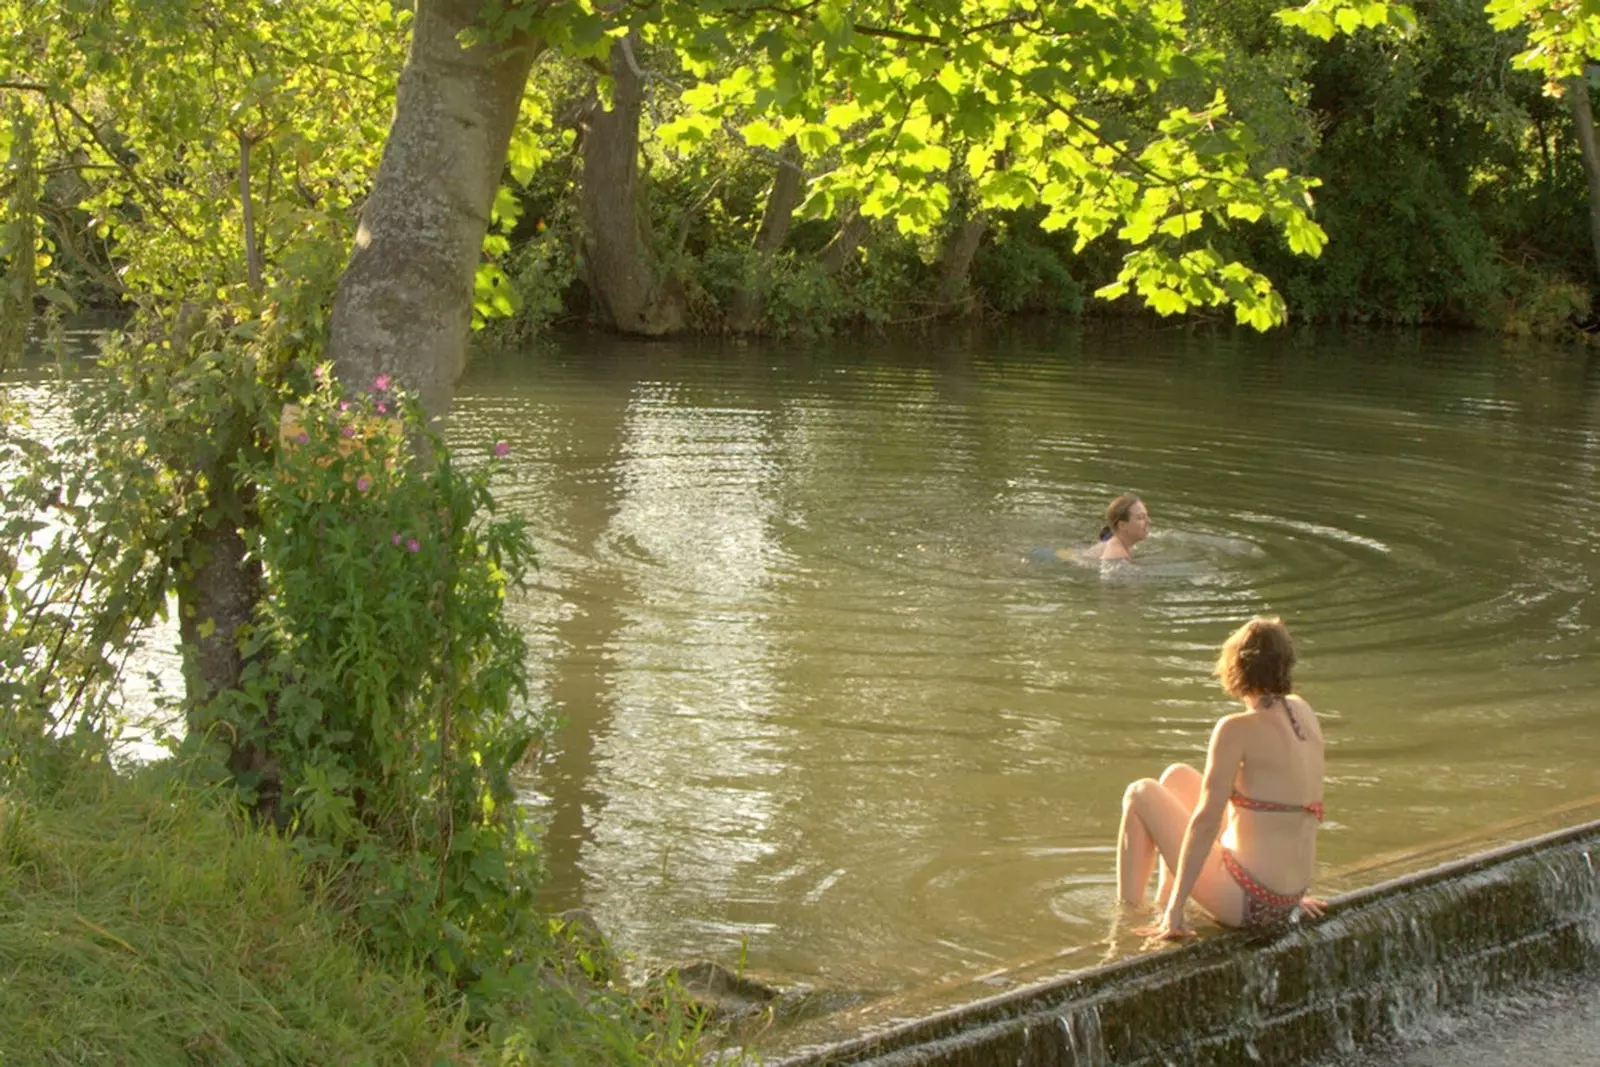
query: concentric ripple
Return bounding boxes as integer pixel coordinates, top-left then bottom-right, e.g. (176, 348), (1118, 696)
(441, 333), (1600, 993)
(16, 328), (1597, 997)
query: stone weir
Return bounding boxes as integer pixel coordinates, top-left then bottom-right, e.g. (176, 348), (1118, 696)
(762, 813), (1600, 1067)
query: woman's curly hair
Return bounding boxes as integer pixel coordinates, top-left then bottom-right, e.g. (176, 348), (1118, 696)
(1214, 616), (1296, 698)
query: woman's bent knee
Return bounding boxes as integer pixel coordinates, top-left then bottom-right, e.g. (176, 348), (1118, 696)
(1122, 777), (1160, 810)
(1160, 762), (1200, 785)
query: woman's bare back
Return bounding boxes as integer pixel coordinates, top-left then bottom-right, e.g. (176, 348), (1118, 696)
(1224, 695), (1324, 893)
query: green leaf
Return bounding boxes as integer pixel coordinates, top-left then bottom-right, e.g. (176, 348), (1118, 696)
(978, 170), (1037, 210)
(797, 123), (840, 154)
(1284, 212), (1328, 256)
(37, 286), (79, 313)
(1276, 7), (1337, 40)
(658, 114), (719, 149)
(1156, 211), (1204, 237)
(740, 119), (787, 150)
(825, 99), (867, 128)
(1148, 288), (1188, 315)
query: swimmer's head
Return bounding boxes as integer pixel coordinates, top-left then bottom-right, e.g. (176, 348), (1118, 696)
(1099, 493), (1150, 544)
(1215, 616), (1296, 699)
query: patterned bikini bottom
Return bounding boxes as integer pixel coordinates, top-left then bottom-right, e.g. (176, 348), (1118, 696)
(1220, 848), (1304, 928)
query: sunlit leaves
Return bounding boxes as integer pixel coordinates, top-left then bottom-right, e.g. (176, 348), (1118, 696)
(1096, 246), (1286, 327)
(474, 261), (520, 323)
(615, 0), (1340, 328)
(1485, 0), (1600, 87)
(1276, 0), (1416, 41)
(739, 118), (788, 149)
(0, 0), (409, 306)
(657, 111), (719, 149)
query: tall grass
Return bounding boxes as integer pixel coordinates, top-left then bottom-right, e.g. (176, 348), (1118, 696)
(0, 759), (712, 1066)
(0, 760), (457, 1065)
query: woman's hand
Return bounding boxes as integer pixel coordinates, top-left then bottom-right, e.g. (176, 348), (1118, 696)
(1298, 897), (1328, 921)
(1141, 902), (1193, 941)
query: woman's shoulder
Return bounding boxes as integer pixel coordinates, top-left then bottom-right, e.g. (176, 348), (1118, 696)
(1210, 710), (1257, 744)
(1284, 693), (1318, 718)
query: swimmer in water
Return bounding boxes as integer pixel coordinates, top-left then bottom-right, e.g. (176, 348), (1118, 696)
(1079, 493), (1150, 562)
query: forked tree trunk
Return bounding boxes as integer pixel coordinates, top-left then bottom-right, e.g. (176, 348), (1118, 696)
(1566, 71), (1600, 286)
(938, 214), (987, 307)
(819, 209), (869, 276)
(579, 32), (686, 336)
(326, 0), (543, 421)
(728, 140), (804, 333)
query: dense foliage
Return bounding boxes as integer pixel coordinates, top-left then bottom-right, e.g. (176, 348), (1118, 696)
(480, 0), (1599, 336)
(0, 0), (701, 1057)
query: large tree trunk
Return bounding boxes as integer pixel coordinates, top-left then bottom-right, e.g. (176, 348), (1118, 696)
(326, 0), (542, 422)
(578, 33), (685, 336)
(1566, 71), (1600, 286)
(728, 140), (804, 334)
(938, 214), (987, 308)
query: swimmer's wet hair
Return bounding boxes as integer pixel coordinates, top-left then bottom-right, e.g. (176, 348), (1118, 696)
(1215, 616), (1296, 698)
(1099, 493), (1142, 541)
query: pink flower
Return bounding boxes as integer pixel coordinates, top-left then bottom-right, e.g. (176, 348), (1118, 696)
(295, 432), (309, 445)
(493, 440), (510, 458)
(373, 374), (391, 392)
(356, 475), (371, 493)
(341, 424), (356, 439)
(376, 402), (388, 415)
(406, 538), (420, 553)
(392, 533), (402, 546)
(339, 400), (351, 412)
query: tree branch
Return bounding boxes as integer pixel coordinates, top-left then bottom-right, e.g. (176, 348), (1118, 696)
(36, 201), (130, 296)
(1, 82), (204, 247)
(238, 130), (263, 291)
(52, 107), (201, 245)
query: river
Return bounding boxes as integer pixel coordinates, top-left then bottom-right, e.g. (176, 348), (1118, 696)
(445, 323), (1600, 995)
(12, 323), (1600, 997)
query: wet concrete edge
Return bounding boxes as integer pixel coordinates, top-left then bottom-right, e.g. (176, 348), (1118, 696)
(762, 816), (1600, 1067)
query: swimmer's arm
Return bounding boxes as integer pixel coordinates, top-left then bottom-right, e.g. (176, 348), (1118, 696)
(1164, 720), (1245, 927)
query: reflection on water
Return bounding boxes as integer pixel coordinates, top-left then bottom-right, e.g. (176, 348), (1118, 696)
(11, 325), (1600, 995)
(2, 355), (184, 760)
(451, 327), (1600, 993)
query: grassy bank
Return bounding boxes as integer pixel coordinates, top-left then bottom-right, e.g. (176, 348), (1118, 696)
(0, 759), (703, 1066)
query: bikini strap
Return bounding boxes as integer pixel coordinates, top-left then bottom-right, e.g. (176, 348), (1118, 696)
(1271, 693), (1308, 741)
(1231, 791), (1326, 823)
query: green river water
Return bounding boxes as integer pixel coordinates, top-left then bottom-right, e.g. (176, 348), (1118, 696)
(14, 323), (1600, 998)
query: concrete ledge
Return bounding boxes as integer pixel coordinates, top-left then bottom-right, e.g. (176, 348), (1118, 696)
(764, 817), (1600, 1067)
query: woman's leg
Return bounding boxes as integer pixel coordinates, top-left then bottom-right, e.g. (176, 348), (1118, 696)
(1116, 773), (1245, 924)
(1117, 776), (1186, 906)
(1155, 763), (1201, 906)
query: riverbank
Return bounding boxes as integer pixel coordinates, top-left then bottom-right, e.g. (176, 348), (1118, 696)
(0, 757), (706, 1066)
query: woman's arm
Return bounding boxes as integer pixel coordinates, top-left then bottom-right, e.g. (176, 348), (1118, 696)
(1158, 718), (1244, 938)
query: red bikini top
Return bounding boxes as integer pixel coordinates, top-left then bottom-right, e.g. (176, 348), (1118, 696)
(1231, 791), (1325, 822)
(1233, 694), (1324, 821)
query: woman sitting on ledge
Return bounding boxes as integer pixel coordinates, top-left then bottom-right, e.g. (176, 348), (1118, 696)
(1116, 616), (1327, 938)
